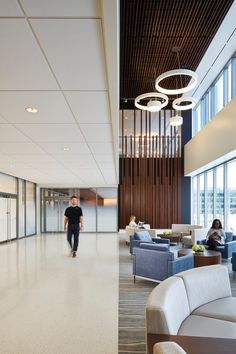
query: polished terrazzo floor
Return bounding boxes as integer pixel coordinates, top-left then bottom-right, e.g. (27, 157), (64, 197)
(0, 233), (119, 354)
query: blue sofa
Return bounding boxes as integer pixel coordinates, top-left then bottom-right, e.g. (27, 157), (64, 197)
(132, 242), (193, 282)
(197, 232), (236, 259)
(129, 230), (170, 254)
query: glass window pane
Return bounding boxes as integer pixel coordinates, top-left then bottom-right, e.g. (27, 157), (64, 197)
(206, 170), (213, 227)
(97, 188), (117, 232)
(0, 172), (17, 194)
(227, 160), (236, 232)
(18, 179), (25, 238)
(199, 174), (205, 226)
(215, 165), (224, 224)
(79, 189), (96, 232)
(228, 63), (232, 102)
(192, 177), (198, 224)
(214, 74), (224, 114)
(26, 181), (36, 235)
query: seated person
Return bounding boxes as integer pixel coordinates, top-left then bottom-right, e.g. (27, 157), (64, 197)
(129, 215), (138, 228)
(206, 219), (226, 250)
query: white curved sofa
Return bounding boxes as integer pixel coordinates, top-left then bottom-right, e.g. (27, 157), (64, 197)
(146, 265), (236, 350)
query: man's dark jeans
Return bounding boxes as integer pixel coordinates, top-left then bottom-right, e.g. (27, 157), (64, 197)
(67, 224), (80, 251)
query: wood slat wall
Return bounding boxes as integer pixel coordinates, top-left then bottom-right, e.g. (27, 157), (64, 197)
(118, 157), (181, 229)
(120, 0), (234, 108)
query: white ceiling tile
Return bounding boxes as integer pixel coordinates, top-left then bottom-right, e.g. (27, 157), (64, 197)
(65, 91), (110, 123)
(0, 142), (45, 154)
(15, 124), (84, 142)
(0, 114), (8, 123)
(80, 123), (112, 142)
(0, 92), (75, 124)
(89, 142), (113, 154)
(97, 161), (115, 169)
(30, 19), (107, 90)
(93, 154), (114, 163)
(101, 168), (117, 180)
(20, 0), (100, 17)
(0, 0), (24, 16)
(38, 142), (90, 155)
(0, 19), (58, 90)
(10, 154), (57, 163)
(61, 159), (98, 169)
(0, 124), (30, 142)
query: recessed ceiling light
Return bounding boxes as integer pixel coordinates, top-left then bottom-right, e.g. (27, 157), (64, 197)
(63, 147), (70, 151)
(25, 107), (38, 113)
(125, 116), (128, 120)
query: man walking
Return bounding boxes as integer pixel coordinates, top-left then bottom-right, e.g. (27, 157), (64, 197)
(64, 195), (83, 258)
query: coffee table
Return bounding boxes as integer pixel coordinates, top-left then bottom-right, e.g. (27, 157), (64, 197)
(178, 248), (221, 267)
(159, 233), (182, 245)
(147, 334), (236, 354)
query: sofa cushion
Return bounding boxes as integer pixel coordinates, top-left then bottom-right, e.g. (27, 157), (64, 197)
(146, 276), (190, 335)
(175, 265), (231, 313)
(178, 314), (236, 339)
(140, 243), (169, 252)
(134, 230), (152, 242)
(192, 297), (236, 323)
(226, 232), (233, 242)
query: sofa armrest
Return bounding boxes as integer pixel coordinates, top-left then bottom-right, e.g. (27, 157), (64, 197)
(152, 238), (170, 245)
(130, 239), (153, 254)
(168, 254), (193, 276)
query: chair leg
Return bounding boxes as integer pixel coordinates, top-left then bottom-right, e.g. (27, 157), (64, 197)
(133, 275), (136, 283)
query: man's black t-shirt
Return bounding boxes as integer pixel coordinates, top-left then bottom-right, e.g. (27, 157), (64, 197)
(64, 206), (83, 225)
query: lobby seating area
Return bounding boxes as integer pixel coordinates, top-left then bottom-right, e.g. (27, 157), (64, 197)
(146, 265), (236, 353)
(132, 242), (194, 282)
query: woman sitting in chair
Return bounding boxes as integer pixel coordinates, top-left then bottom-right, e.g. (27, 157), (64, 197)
(129, 215), (138, 228)
(206, 219), (226, 250)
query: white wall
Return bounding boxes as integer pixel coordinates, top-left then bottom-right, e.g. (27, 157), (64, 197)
(185, 97), (236, 176)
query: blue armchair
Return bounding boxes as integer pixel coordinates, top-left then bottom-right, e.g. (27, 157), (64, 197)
(197, 232), (236, 259)
(129, 231), (170, 254)
(132, 243), (193, 282)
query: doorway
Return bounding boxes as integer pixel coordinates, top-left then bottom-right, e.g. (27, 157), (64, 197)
(0, 195), (17, 242)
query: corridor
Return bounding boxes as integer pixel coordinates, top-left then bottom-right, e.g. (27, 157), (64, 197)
(0, 233), (119, 354)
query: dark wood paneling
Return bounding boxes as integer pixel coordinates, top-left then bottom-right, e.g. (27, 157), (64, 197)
(120, 0), (234, 108)
(118, 157), (181, 228)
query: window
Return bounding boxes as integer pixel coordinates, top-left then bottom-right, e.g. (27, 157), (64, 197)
(206, 170), (213, 227)
(227, 160), (236, 233)
(192, 54), (236, 137)
(199, 174), (205, 226)
(192, 177), (198, 224)
(215, 166), (224, 224)
(214, 73), (224, 114)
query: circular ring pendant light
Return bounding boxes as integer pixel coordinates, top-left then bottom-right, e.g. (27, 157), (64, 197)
(172, 97), (196, 111)
(155, 69), (198, 95)
(170, 115), (183, 126)
(135, 92), (169, 111)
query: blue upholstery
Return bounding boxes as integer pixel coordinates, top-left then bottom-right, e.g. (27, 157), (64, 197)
(132, 247), (193, 282)
(133, 231), (152, 242)
(139, 243), (169, 252)
(197, 232), (236, 259)
(129, 235), (170, 254)
(231, 252), (236, 271)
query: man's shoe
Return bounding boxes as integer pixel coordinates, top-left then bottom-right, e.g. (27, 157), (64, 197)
(72, 251), (76, 258)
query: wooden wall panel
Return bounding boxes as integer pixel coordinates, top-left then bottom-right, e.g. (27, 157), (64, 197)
(118, 157), (181, 229)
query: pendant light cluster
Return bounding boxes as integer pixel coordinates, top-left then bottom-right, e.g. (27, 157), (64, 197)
(134, 66), (198, 126)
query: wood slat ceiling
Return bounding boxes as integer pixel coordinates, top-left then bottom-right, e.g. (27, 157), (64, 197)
(120, 0), (234, 109)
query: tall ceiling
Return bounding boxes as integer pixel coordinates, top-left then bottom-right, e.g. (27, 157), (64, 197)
(120, 0), (234, 109)
(0, 0), (119, 187)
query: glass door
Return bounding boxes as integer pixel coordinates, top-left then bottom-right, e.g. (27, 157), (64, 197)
(0, 197), (8, 242)
(0, 196), (17, 242)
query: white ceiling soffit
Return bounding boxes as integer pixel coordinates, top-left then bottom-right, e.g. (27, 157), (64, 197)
(19, 0), (100, 18)
(185, 1), (236, 103)
(0, 0), (24, 16)
(0, 0), (119, 187)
